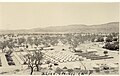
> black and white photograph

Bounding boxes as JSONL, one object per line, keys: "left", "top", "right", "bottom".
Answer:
{"left": 0, "top": 2, "right": 119, "bottom": 75}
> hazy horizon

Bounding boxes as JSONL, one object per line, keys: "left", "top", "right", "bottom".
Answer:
{"left": 0, "top": 3, "right": 119, "bottom": 30}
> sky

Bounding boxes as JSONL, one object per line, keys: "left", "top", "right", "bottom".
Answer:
{"left": 0, "top": 2, "right": 119, "bottom": 30}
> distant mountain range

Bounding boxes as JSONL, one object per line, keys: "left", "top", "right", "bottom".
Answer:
{"left": 0, "top": 22, "right": 119, "bottom": 34}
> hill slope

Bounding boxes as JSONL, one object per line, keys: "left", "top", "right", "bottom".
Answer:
{"left": 0, "top": 22, "right": 119, "bottom": 33}
{"left": 31, "top": 22, "right": 119, "bottom": 33}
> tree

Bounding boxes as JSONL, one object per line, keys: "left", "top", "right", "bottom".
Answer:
{"left": 8, "top": 42, "right": 14, "bottom": 49}
{"left": 34, "top": 38, "right": 40, "bottom": 47}
{"left": 114, "top": 42, "right": 119, "bottom": 50}
{"left": 103, "top": 51, "right": 108, "bottom": 56}
{"left": 27, "top": 37, "right": 34, "bottom": 46}
{"left": 67, "top": 69, "right": 73, "bottom": 73}
{"left": 113, "top": 37, "right": 118, "bottom": 41}
{"left": 104, "top": 42, "right": 119, "bottom": 50}
{"left": 0, "top": 41, "right": 5, "bottom": 51}
{"left": 5, "top": 49, "right": 13, "bottom": 56}
{"left": 106, "top": 37, "right": 113, "bottom": 42}
{"left": 91, "top": 38, "right": 95, "bottom": 42}
{"left": 25, "top": 54, "right": 35, "bottom": 75}
{"left": 0, "top": 41, "right": 8, "bottom": 52}
{"left": 55, "top": 67, "right": 63, "bottom": 74}
{"left": 96, "top": 37, "right": 104, "bottom": 42}
{"left": 24, "top": 49, "right": 43, "bottom": 75}
{"left": 18, "top": 37, "right": 26, "bottom": 45}
{"left": 46, "top": 60, "right": 51, "bottom": 64}
{"left": 111, "top": 32, "right": 117, "bottom": 37}
{"left": 34, "top": 49, "right": 43, "bottom": 71}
